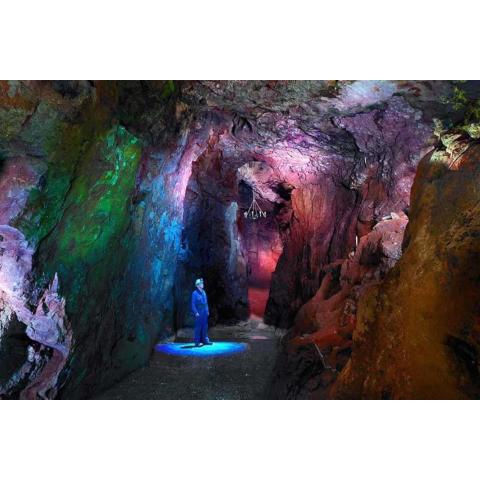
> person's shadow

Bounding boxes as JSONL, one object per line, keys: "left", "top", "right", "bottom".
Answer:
{"left": 180, "top": 344, "right": 203, "bottom": 349}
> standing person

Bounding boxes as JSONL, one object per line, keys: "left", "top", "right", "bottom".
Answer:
{"left": 191, "top": 278, "right": 213, "bottom": 347}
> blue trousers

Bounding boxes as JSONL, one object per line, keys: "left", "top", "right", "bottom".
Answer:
{"left": 194, "top": 312, "right": 210, "bottom": 344}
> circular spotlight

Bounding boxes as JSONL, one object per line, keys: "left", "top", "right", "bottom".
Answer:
{"left": 155, "top": 341, "right": 248, "bottom": 357}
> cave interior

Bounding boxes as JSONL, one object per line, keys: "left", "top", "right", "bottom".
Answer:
{"left": 1, "top": 80, "right": 480, "bottom": 399}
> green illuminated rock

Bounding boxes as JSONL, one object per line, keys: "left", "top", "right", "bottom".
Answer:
{"left": 17, "top": 120, "right": 143, "bottom": 397}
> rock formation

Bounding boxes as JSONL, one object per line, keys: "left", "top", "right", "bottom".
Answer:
{"left": 0, "top": 225, "right": 70, "bottom": 399}
{"left": 332, "top": 128, "right": 480, "bottom": 399}
{"left": 269, "top": 211, "right": 408, "bottom": 398}
{"left": 1, "top": 80, "right": 480, "bottom": 398}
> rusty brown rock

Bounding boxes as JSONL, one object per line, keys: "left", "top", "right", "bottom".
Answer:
{"left": 332, "top": 135, "right": 480, "bottom": 399}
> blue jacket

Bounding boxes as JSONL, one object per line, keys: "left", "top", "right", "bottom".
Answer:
{"left": 191, "top": 289, "right": 209, "bottom": 316}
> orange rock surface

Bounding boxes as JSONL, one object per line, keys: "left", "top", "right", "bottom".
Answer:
{"left": 333, "top": 133, "right": 480, "bottom": 399}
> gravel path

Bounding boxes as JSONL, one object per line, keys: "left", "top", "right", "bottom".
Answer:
{"left": 95, "top": 321, "right": 283, "bottom": 400}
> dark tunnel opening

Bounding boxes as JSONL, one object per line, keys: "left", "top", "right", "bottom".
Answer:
{"left": 176, "top": 155, "right": 290, "bottom": 329}
{"left": 237, "top": 180, "right": 283, "bottom": 320}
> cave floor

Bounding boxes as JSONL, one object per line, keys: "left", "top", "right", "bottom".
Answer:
{"left": 95, "top": 320, "right": 283, "bottom": 400}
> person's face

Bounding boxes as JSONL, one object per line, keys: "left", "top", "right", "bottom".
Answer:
{"left": 197, "top": 281, "right": 204, "bottom": 291}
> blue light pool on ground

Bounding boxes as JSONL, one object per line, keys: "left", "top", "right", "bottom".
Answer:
{"left": 155, "top": 342, "right": 248, "bottom": 357}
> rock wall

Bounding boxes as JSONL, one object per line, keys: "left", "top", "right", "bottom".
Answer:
{"left": 333, "top": 128, "right": 480, "bottom": 399}
{"left": 264, "top": 96, "right": 434, "bottom": 329}
{"left": 0, "top": 225, "right": 70, "bottom": 399}
{"left": 265, "top": 180, "right": 359, "bottom": 328}
{"left": 0, "top": 81, "right": 96, "bottom": 398}
{"left": 0, "top": 81, "right": 202, "bottom": 398}
{"left": 14, "top": 118, "right": 145, "bottom": 398}
{"left": 269, "top": 212, "right": 408, "bottom": 398}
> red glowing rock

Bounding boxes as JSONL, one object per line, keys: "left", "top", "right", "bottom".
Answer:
{"left": 278, "top": 211, "right": 408, "bottom": 398}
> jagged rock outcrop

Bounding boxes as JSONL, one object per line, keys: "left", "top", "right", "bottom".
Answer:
{"left": 264, "top": 96, "right": 434, "bottom": 328}
{"left": 269, "top": 212, "right": 408, "bottom": 398}
{"left": 0, "top": 81, "right": 195, "bottom": 398}
{"left": 0, "top": 225, "right": 70, "bottom": 399}
{"left": 265, "top": 181, "right": 358, "bottom": 327}
{"left": 332, "top": 128, "right": 480, "bottom": 399}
